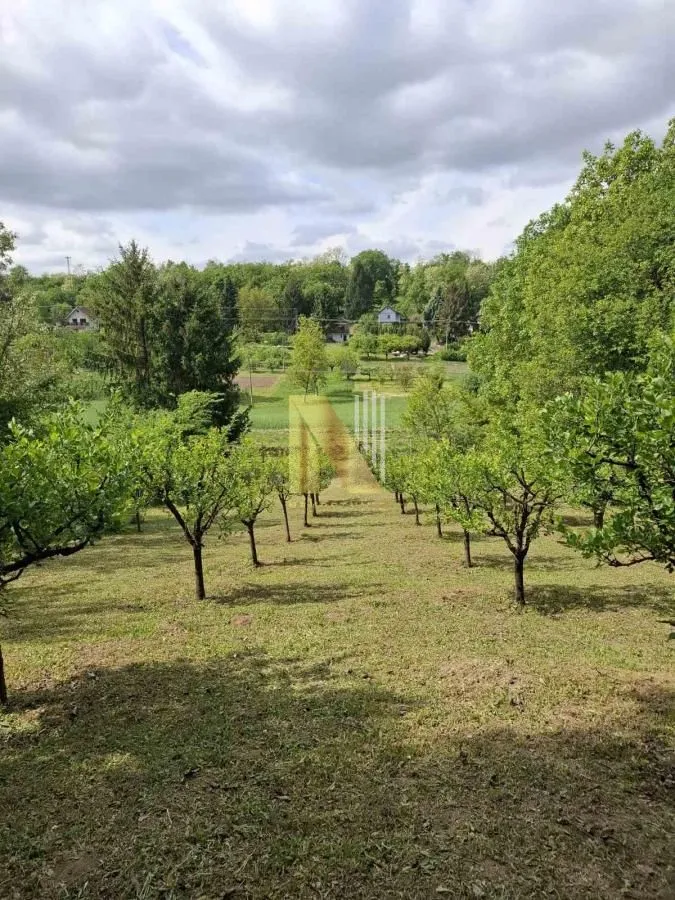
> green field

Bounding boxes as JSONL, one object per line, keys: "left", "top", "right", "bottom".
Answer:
{"left": 1, "top": 454, "right": 673, "bottom": 897}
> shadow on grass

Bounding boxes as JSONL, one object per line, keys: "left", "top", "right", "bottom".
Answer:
{"left": 1, "top": 654, "right": 672, "bottom": 899}
{"left": 259, "top": 553, "right": 357, "bottom": 569}
{"left": 299, "top": 531, "right": 365, "bottom": 543}
{"left": 528, "top": 583, "right": 675, "bottom": 617}
{"left": 316, "top": 509, "right": 374, "bottom": 520}
{"left": 215, "top": 581, "right": 381, "bottom": 606}
{"left": 476, "top": 552, "right": 579, "bottom": 572}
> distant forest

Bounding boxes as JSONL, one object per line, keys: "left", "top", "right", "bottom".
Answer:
{"left": 6, "top": 247, "right": 502, "bottom": 344}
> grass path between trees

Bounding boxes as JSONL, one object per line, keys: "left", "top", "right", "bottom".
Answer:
{"left": 1, "top": 473, "right": 674, "bottom": 899}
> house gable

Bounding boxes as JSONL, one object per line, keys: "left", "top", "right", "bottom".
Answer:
{"left": 377, "top": 306, "right": 403, "bottom": 324}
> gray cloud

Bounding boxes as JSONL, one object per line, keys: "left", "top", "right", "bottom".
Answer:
{"left": 228, "top": 241, "right": 298, "bottom": 264}
{"left": 290, "top": 220, "right": 357, "bottom": 247}
{"left": 0, "top": 0, "right": 673, "bottom": 269}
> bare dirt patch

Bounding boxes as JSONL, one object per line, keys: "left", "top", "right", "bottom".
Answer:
{"left": 235, "top": 373, "right": 281, "bottom": 390}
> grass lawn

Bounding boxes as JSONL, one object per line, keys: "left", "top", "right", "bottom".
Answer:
{"left": 1, "top": 467, "right": 673, "bottom": 899}
{"left": 243, "top": 371, "right": 423, "bottom": 434}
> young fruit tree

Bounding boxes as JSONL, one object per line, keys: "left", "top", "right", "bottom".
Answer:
{"left": 0, "top": 409, "right": 133, "bottom": 705}
{"left": 462, "top": 420, "right": 562, "bottom": 605}
{"left": 402, "top": 372, "right": 484, "bottom": 545}
{"left": 309, "top": 447, "right": 336, "bottom": 513}
{"left": 289, "top": 316, "right": 328, "bottom": 398}
{"left": 547, "top": 334, "right": 675, "bottom": 570}
{"left": 416, "top": 441, "right": 484, "bottom": 567}
{"left": 269, "top": 450, "right": 294, "bottom": 543}
{"left": 230, "top": 440, "right": 276, "bottom": 566}
{"left": 142, "top": 396, "right": 237, "bottom": 600}
{"left": 384, "top": 451, "right": 412, "bottom": 515}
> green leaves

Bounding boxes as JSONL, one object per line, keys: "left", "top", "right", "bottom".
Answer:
{"left": 546, "top": 333, "right": 675, "bottom": 570}
{"left": 288, "top": 317, "right": 328, "bottom": 397}
{"left": 229, "top": 439, "right": 276, "bottom": 527}
{"left": 0, "top": 405, "right": 134, "bottom": 589}
{"left": 470, "top": 123, "right": 675, "bottom": 406}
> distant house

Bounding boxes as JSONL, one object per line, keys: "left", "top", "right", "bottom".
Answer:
{"left": 326, "top": 319, "right": 351, "bottom": 343}
{"left": 65, "top": 306, "right": 97, "bottom": 331}
{"left": 377, "top": 306, "right": 404, "bottom": 326}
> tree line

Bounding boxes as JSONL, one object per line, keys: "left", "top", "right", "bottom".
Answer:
{"left": 10, "top": 242, "right": 498, "bottom": 342}
{"left": 374, "top": 123, "right": 674, "bottom": 606}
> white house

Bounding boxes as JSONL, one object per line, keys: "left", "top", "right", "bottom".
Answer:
{"left": 377, "top": 306, "right": 404, "bottom": 326}
{"left": 65, "top": 306, "right": 97, "bottom": 330}
{"left": 326, "top": 319, "right": 351, "bottom": 343}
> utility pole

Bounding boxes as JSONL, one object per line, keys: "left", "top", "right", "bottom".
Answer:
{"left": 65, "top": 256, "right": 71, "bottom": 277}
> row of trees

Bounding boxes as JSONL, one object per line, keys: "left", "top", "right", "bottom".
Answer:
{"left": 376, "top": 123, "right": 675, "bottom": 604}
{"left": 12, "top": 241, "right": 499, "bottom": 342}
{"left": 383, "top": 332, "right": 674, "bottom": 604}
{"left": 0, "top": 390, "right": 335, "bottom": 704}
{"left": 0, "top": 222, "right": 343, "bottom": 705}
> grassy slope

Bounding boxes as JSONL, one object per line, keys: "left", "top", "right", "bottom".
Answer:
{"left": 1, "top": 469, "right": 673, "bottom": 898}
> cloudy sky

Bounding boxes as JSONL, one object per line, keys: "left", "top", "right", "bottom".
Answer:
{"left": 1, "top": 0, "right": 674, "bottom": 273}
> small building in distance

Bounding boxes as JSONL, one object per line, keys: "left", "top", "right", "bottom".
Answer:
{"left": 326, "top": 319, "right": 351, "bottom": 343}
{"left": 65, "top": 306, "right": 98, "bottom": 331}
{"left": 377, "top": 306, "right": 405, "bottom": 326}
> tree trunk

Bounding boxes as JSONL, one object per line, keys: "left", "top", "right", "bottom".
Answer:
{"left": 462, "top": 529, "right": 473, "bottom": 568}
{"left": 514, "top": 554, "right": 526, "bottom": 606}
{"left": 192, "top": 543, "right": 206, "bottom": 600}
{"left": 435, "top": 504, "right": 443, "bottom": 538}
{"left": 246, "top": 522, "right": 260, "bottom": 567}
{"left": 135, "top": 510, "right": 142, "bottom": 533}
{"left": 280, "top": 495, "right": 292, "bottom": 542}
{"left": 310, "top": 493, "right": 317, "bottom": 517}
{"left": 0, "top": 644, "right": 7, "bottom": 707}
{"left": 315, "top": 494, "right": 321, "bottom": 506}
{"left": 413, "top": 496, "right": 420, "bottom": 525}
{"left": 593, "top": 504, "right": 606, "bottom": 529}
{"left": 399, "top": 494, "right": 406, "bottom": 515}
{"left": 303, "top": 494, "right": 310, "bottom": 527}
{"left": 394, "top": 490, "right": 400, "bottom": 504}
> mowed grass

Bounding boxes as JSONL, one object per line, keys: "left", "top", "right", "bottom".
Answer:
{"left": 1, "top": 471, "right": 673, "bottom": 900}
{"left": 243, "top": 369, "right": 428, "bottom": 433}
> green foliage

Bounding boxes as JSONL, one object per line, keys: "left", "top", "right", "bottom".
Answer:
{"left": 403, "top": 371, "right": 476, "bottom": 445}
{"left": 470, "top": 123, "right": 675, "bottom": 406}
{"left": 229, "top": 440, "right": 275, "bottom": 524}
{"left": 239, "top": 342, "right": 290, "bottom": 373}
{"left": 154, "top": 263, "right": 240, "bottom": 425}
{"left": 460, "top": 420, "right": 562, "bottom": 604}
{"left": 89, "top": 245, "right": 241, "bottom": 424}
{"left": 237, "top": 285, "right": 281, "bottom": 339}
{"left": 0, "top": 293, "right": 65, "bottom": 433}
{"left": 0, "top": 406, "right": 133, "bottom": 590}
{"left": 91, "top": 240, "right": 158, "bottom": 406}
{"left": 0, "top": 221, "right": 15, "bottom": 278}
{"left": 288, "top": 317, "right": 328, "bottom": 396}
{"left": 327, "top": 345, "right": 359, "bottom": 379}
{"left": 140, "top": 403, "right": 237, "bottom": 599}
{"left": 345, "top": 250, "right": 396, "bottom": 319}
{"left": 547, "top": 334, "right": 675, "bottom": 570}
{"left": 392, "top": 364, "right": 415, "bottom": 390}
{"left": 350, "top": 330, "right": 378, "bottom": 360}
{"left": 436, "top": 343, "right": 468, "bottom": 362}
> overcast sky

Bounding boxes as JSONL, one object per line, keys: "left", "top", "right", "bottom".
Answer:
{"left": 1, "top": 0, "right": 674, "bottom": 273}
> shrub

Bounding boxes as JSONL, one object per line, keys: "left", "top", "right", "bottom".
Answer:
{"left": 436, "top": 344, "right": 467, "bottom": 362}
